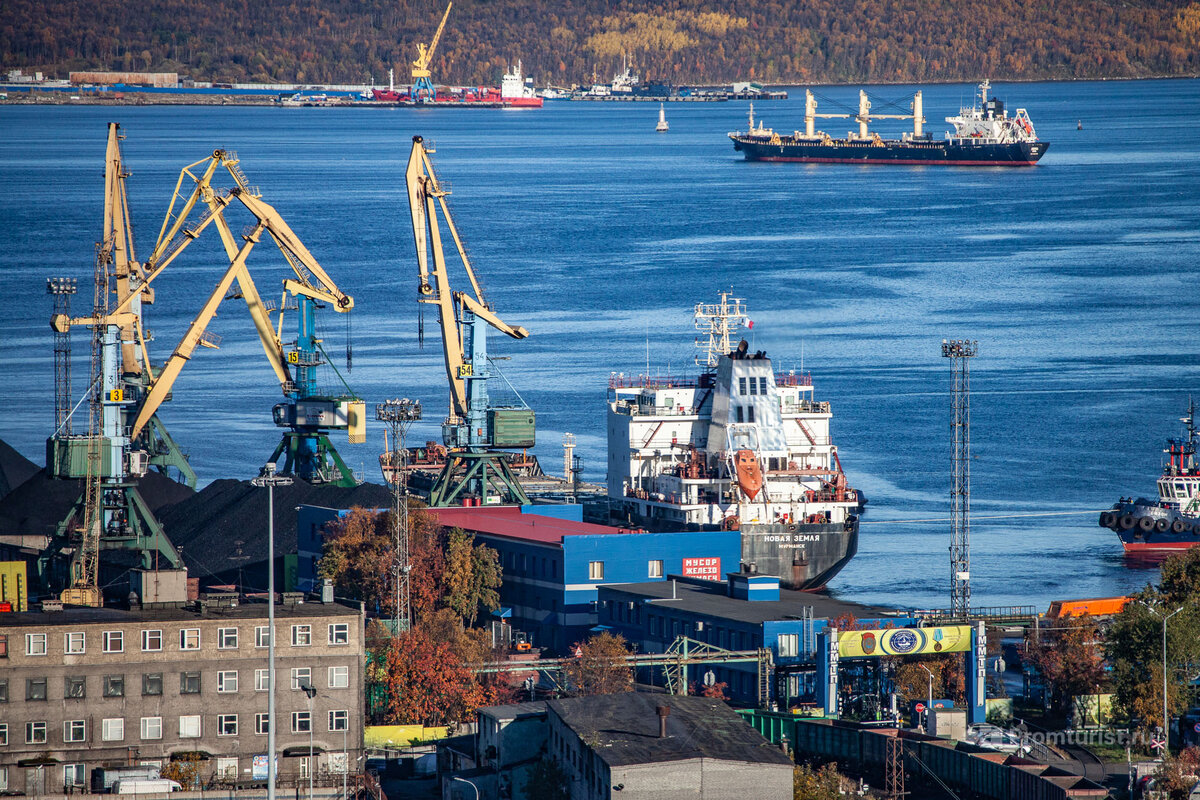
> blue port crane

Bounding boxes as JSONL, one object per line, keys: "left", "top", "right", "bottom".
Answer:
{"left": 405, "top": 135, "right": 534, "bottom": 505}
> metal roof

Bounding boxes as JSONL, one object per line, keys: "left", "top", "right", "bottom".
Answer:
{"left": 547, "top": 692, "right": 793, "bottom": 768}
{"left": 428, "top": 506, "right": 633, "bottom": 546}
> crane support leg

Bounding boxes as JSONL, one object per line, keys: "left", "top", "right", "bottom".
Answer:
{"left": 428, "top": 452, "right": 530, "bottom": 507}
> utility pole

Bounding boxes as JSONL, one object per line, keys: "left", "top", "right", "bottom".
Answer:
{"left": 376, "top": 399, "right": 422, "bottom": 633}
{"left": 942, "top": 339, "right": 977, "bottom": 619}
{"left": 251, "top": 463, "right": 293, "bottom": 800}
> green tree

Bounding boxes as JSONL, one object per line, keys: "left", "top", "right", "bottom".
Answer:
{"left": 441, "top": 527, "right": 501, "bottom": 626}
{"left": 1105, "top": 548, "right": 1200, "bottom": 740}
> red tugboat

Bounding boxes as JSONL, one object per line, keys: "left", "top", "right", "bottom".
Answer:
{"left": 1098, "top": 401, "right": 1200, "bottom": 553}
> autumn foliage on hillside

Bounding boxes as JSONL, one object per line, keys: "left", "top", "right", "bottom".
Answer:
{"left": 2, "top": 0, "right": 1199, "bottom": 87}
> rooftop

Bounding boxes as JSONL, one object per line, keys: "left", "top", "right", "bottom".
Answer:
{"left": 478, "top": 700, "right": 548, "bottom": 722}
{"left": 428, "top": 506, "right": 632, "bottom": 546}
{"left": 600, "top": 576, "right": 899, "bottom": 626}
{"left": 0, "top": 597, "right": 360, "bottom": 629}
{"left": 548, "top": 692, "right": 792, "bottom": 768}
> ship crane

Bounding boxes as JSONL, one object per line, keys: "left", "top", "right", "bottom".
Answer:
{"left": 411, "top": 2, "right": 452, "bottom": 102}
{"left": 405, "top": 135, "right": 534, "bottom": 506}
{"left": 802, "top": 89, "right": 925, "bottom": 139}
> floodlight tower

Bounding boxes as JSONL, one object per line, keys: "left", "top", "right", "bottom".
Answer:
{"left": 942, "top": 339, "right": 977, "bottom": 619}
{"left": 376, "top": 398, "right": 422, "bottom": 632}
{"left": 47, "top": 277, "right": 78, "bottom": 434}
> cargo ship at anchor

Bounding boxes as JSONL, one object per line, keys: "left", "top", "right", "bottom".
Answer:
{"left": 604, "top": 293, "right": 862, "bottom": 591}
{"left": 1099, "top": 401, "right": 1200, "bottom": 553}
{"left": 729, "top": 80, "right": 1047, "bottom": 166}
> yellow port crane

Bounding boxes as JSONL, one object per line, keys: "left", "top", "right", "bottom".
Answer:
{"left": 411, "top": 1, "right": 452, "bottom": 101}
{"left": 406, "top": 135, "right": 534, "bottom": 505}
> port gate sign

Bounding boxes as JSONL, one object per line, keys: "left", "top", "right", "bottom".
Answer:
{"left": 682, "top": 557, "right": 721, "bottom": 580}
{"left": 837, "top": 625, "right": 974, "bottom": 658}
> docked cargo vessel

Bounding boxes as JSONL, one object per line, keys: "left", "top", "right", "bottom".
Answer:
{"left": 605, "top": 294, "right": 862, "bottom": 590}
{"left": 729, "top": 80, "right": 1047, "bottom": 166}
{"left": 1099, "top": 402, "right": 1200, "bottom": 553}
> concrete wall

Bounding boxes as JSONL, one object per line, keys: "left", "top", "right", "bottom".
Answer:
{"left": 610, "top": 758, "right": 791, "bottom": 800}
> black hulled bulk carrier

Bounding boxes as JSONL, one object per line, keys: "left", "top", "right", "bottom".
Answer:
{"left": 730, "top": 81, "right": 1048, "bottom": 166}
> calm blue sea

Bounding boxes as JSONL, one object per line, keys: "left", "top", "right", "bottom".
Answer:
{"left": 2, "top": 78, "right": 1199, "bottom": 610}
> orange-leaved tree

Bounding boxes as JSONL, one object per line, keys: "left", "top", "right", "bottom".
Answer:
{"left": 563, "top": 632, "right": 634, "bottom": 696}
{"left": 383, "top": 624, "right": 501, "bottom": 726}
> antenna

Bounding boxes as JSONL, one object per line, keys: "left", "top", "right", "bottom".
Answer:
{"left": 694, "top": 291, "right": 749, "bottom": 368}
{"left": 942, "top": 339, "right": 977, "bottom": 619}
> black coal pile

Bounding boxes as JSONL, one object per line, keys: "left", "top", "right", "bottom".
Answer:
{"left": 0, "top": 440, "right": 41, "bottom": 501}
{"left": 156, "top": 478, "right": 395, "bottom": 586}
{"left": 0, "top": 466, "right": 196, "bottom": 537}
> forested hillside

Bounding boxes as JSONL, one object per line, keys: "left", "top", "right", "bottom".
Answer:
{"left": 4, "top": 0, "right": 1199, "bottom": 86}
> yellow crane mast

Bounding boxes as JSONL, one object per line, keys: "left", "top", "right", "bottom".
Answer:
{"left": 411, "top": 2, "right": 452, "bottom": 101}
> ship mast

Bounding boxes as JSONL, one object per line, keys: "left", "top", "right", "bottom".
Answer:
{"left": 694, "top": 291, "right": 749, "bottom": 368}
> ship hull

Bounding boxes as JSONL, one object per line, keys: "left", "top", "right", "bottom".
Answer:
{"left": 731, "top": 135, "right": 1047, "bottom": 166}
{"left": 1099, "top": 501, "right": 1200, "bottom": 553}
{"left": 607, "top": 504, "right": 858, "bottom": 591}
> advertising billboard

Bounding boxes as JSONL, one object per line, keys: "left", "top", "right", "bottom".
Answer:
{"left": 682, "top": 557, "right": 721, "bottom": 580}
{"left": 836, "top": 625, "right": 974, "bottom": 658}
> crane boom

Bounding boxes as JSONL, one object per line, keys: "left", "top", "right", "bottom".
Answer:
{"left": 413, "top": 1, "right": 452, "bottom": 74}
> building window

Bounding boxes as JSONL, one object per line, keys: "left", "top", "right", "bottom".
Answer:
{"left": 143, "top": 673, "right": 163, "bottom": 696}
{"left": 26, "top": 721, "right": 47, "bottom": 744}
{"left": 0, "top": 679, "right": 7, "bottom": 702}
{"left": 141, "top": 717, "right": 162, "bottom": 740}
{"left": 0, "top": 766, "right": 7, "bottom": 792}
{"left": 749, "top": 376, "right": 758, "bottom": 395}
{"left": 299, "top": 758, "right": 309, "bottom": 780}
{"left": 26, "top": 677, "right": 47, "bottom": 701}
{"left": 179, "top": 628, "right": 200, "bottom": 650}
{"left": 101, "top": 718, "right": 124, "bottom": 742}
{"left": 760, "top": 377, "right": 769, "bottom": 394}
{"left": 255, "top": 669, "right": 270, "bottom": 691}
{"left": 63, "top": 720, "right": 86, "bottom": 743}
{"left": 218, "top": 715, "right": 238, "bottom": 736}
{"left": 255, "top": 713, "right": 270, "bottom": 735}
{"left": 218, "top": 627, "right": 239, "bottom": 649}
{"left": 104, "top": 675, "right": 125, "bottom": 697}
{"left": 329, "top": 710, "right": 348, "bottom": 732}
{"left": 179, "top": 716, "right": 201, "bottom": 738}
{"left": 747, "top": 406, "right": 756, "bottom": 423}
{"left": 64, "top": 764, "right": 85, "bottom": 788}
{"left": 739, "top": 377, "right": 747, "bottom": 395}
{"left": 255, "top": 626, "right": 272, "bottom": 648}
{"left": 328, "top": 623, "right": 349, "bottom": 645}
{"left": 216, "top": 757, "right": 239, "bottom": 779}
{"left": 777, "top": 633, "right": 799, "bottom": 657}
{"left": 217, "top": 671, "right": 239, "bottom": 693}
{"left": 25, "top": 633, "right": 46, "bottom": 656}
{"left": 328, "top": 665, "right": 349, "bottom": 689}
{"left": 65, "top": 632, "right": 85, "bottom": 654}
{"left": 103, "top": 630, "right": 124, "bottom": 653}
{"left": 648, "top": 560, "right": 663, "bottom": 578}
{"left": 0, "top": 723, "right": 6, "bottom": 745}
{"left": 291, "top": 667, "right": 311, "bottom": 690}
{"left": 291, "top": 625, "right": 312, "bottom": 646}
{"left": 588, "top": 561, "right": 605, "bottom": 581}
{"left": 64, "top": 676, "right": 86, "bottom": 698}
{"left": 142, "top": 629, "right": 162, "bottom": 651}
{"left": 292, "top": 711, "right": 311, "bottom": 733}
{"left": 180, "top": 672, "right": 201, "bottom": 694}
{"left": 735, "top": 406, "right": 744, "bottom": 423}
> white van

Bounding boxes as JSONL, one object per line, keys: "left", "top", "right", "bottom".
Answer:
{"left": 111, "top": 778, "right": 183, "bottom": 794}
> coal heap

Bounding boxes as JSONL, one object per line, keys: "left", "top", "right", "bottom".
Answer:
{"left": 156, "top": 478, "right": 395, "bottom": 584}
{"left": 0, "top": 440, "right": 41, "bottom": 501}
{"left": 0, "top": 464, "right": 196, "bottom": 537}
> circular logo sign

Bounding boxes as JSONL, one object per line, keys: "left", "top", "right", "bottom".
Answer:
{"left": 915, "top": 703, "right": 925, "bottom": 713}
{"left": 888, "top": 630, "right": 920, "bottom": 654}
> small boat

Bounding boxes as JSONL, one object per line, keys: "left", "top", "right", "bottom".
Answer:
{"left": 1099, "top": 400, "right": 1200, "bottom": 553}
{"left": 656, "top": 103, "right": 669, "bottom": 132}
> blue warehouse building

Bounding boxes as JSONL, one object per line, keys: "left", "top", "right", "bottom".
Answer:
{"left": 428, "top": 506, "right": 743, "bottom": 652}
{"left": 597, "top": 573, "right": 916, "bottom": 706}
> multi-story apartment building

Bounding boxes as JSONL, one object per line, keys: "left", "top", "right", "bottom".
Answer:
{"left": 0, "top": 595, "right": 364, "bottom": 795}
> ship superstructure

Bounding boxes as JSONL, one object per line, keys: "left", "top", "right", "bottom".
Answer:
{"left": 606, "top": 293, "right": 861, "bottom": 590}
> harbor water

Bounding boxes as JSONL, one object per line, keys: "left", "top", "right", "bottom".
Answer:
{"left": 1, "top": 78, "right": 1198, "bottom": 610}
